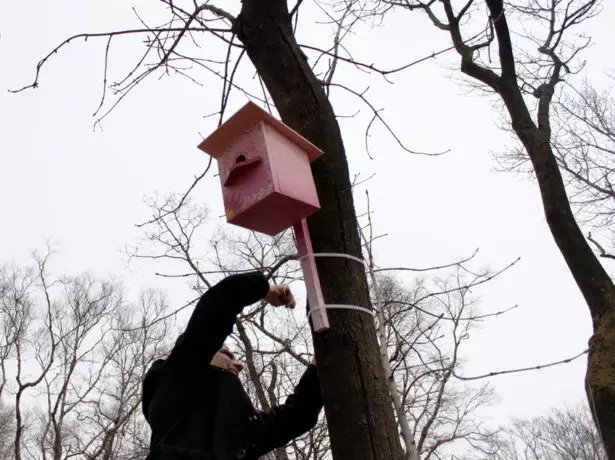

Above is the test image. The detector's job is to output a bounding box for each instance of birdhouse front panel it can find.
[218,122,274,220]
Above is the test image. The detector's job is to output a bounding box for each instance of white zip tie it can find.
[299,252,365,266]
[298,252,371,319]
[308,304,375,317]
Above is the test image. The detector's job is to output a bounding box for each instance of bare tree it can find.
[80,289,171,460]
[12,0,448,455]
[369,259,509,458]
[0,253,174,460]
[36,274,123,460]
[552,76,615,249]
[2,254,58,460]
[396,275,504,459]
[0,270,16,459]
[132,190,516,459]
[488,403,606,460]
[15,0,612,456]
[500,72,615,256]
[358,191,519,459]
[367,0,615,455]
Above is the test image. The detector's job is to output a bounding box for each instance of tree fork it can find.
[233,2,405,459]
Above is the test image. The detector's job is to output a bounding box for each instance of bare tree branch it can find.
[454,348,588,381]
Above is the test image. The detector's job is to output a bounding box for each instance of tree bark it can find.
[233,2,405,459]
[478,1,615,456]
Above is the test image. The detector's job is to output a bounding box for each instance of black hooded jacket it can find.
[142,271,323,460]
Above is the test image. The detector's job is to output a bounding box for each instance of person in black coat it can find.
[141,271,323,460]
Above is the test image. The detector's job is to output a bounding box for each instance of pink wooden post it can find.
[293,219,329,332]
[198,102,330,331]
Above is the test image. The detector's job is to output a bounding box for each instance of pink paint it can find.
[198,102,330,331]
[198,102,322,236]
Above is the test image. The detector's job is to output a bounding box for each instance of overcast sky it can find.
[1,0,614,437]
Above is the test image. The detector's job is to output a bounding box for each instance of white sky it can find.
[1,0,614,435]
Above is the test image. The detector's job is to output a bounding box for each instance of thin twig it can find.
[329,82,449,157]
[10,27,231,93]
[93,36,113,118]
[136,158,213,229]
[587,232,615,260]
[301,41,458,76]
[374,249,480,273]
[117,295,200,332]
[453,349,588,381]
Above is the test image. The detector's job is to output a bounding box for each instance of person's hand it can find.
[265,284,296,309]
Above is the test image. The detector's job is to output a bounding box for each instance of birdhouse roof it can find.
[198,102,324,162]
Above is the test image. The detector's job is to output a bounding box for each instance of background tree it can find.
[369,0,614,455]
[12,0,611,457]
[361,201,515,460]
[499,72,615,258]
[553,76,615,253]
[130,192,515,459]
[11,1,447,455]
[0,254,173,460]
[0,270,16,458]
[489,402,606,460]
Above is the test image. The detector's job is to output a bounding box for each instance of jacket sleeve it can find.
[252,364,323,456]
[165,271,269,372]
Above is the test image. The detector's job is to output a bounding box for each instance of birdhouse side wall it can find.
[262,123,321,210]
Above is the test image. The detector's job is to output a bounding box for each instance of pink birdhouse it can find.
[198,102,323,236]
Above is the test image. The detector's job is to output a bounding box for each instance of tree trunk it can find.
[489,20,615,460]
[233,2,405,459]
[518,118,615,460]
[14,390,23,460]
[521,128,615,458]
[586,310,615,459]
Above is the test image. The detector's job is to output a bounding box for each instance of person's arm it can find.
[165,271,270,372]
[252,364,323,456]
